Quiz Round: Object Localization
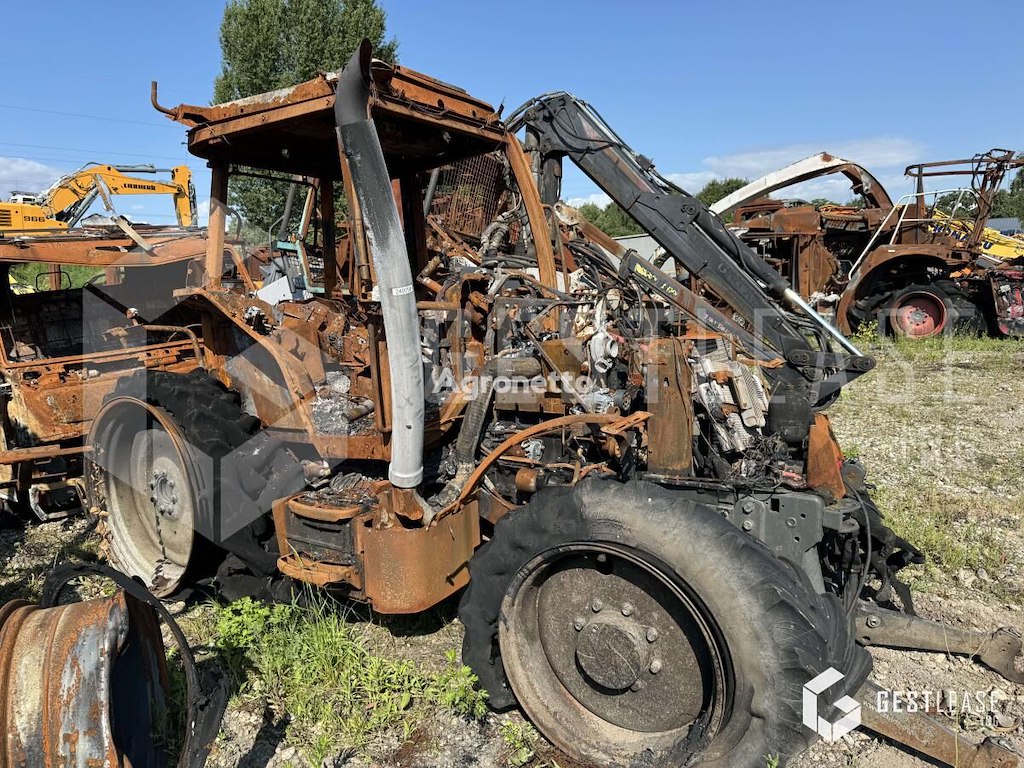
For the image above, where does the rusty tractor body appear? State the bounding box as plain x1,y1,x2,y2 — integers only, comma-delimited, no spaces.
714,150,1024,338
74,43,1024,767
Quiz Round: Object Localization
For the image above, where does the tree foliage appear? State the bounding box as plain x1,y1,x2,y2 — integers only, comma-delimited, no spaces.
577,177,753,237
577,202,644,237
213,0,397,234
992,168,1024,222
694,177,748,208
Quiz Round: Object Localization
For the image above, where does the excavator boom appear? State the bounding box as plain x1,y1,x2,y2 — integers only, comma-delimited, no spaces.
0,163,197,236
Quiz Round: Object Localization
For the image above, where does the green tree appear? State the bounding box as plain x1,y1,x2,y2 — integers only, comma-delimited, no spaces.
213,0,398,234
695,177,748,207
597,203,644,237
992,168,1024,221
810,198,838,209
577,201,644,237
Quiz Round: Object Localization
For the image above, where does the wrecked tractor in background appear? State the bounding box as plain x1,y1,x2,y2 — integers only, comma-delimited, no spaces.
76,42,1024,767
0,221,208,522
712,149,1024,338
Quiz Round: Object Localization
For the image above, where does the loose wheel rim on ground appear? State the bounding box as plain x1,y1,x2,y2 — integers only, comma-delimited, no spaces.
499,541,731,763
92,397,196,596
890,290,948,337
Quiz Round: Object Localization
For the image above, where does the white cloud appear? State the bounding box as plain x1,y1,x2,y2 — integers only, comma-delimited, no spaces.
566,192,611,209
196,198,211,226
667,170,717,191
0,157,65,197
666,137,926,202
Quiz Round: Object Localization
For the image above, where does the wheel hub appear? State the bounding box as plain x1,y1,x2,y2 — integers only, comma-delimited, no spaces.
93,398,197,596
892,291,946,337
148,470,179,518
504,548,722,735
575,614,651,691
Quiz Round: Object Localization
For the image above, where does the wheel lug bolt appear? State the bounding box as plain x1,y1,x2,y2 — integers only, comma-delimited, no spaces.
171,496,178,504
650,660,662,674
149,479,156,489
631,680,644,692
149,495,157,503
646,627,658,642
168,480,175,489
741,520,753,531
573,618,585,631
591,599,603,612
621,603,634,616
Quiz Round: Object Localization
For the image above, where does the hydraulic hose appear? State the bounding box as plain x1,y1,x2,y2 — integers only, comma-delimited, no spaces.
429,356,543,516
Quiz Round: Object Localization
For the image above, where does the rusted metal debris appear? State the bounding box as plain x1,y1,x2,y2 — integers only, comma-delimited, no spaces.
858,680,1022,768
0,562,217,768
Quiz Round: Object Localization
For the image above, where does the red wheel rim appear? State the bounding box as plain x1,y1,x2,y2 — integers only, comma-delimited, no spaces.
890,291,947,338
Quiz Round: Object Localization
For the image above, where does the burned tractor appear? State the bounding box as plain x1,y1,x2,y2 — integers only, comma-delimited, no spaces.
0,225,211,521
83,43,1024,767
713,149,1024,338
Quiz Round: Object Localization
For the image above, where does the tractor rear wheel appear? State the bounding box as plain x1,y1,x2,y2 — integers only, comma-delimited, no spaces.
88,369,303,597
878,280,983,339
460,479,870,767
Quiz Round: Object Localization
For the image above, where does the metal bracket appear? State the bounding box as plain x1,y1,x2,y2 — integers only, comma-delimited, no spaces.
857,603,1024,684
786,349,876,372
111,214,157,256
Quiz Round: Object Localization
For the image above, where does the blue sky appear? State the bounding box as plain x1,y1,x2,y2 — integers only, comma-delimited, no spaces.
2,0,1020,224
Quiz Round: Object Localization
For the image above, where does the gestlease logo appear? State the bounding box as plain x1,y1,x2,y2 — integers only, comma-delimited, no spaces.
802,668,862,742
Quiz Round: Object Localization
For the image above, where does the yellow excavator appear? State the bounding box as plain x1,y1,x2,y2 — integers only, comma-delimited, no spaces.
0,164,196,236
929,209,1024,260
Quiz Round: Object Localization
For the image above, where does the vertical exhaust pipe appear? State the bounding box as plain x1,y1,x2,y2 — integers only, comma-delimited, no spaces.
334,40,424,488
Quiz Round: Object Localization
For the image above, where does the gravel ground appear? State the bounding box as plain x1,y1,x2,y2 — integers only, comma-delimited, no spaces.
791,339,1024,768
2,338,1023,768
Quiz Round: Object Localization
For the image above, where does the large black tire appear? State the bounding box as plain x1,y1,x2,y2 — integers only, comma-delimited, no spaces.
860,280,983,338
459,479,871,767
90,369,305,596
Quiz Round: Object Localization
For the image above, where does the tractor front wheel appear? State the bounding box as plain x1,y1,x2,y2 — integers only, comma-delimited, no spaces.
460,479,870,767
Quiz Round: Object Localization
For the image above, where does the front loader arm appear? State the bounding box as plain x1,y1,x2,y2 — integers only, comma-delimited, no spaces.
509,92,870,400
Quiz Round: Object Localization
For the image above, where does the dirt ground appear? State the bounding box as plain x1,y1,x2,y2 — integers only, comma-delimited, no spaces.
2,337,1023,768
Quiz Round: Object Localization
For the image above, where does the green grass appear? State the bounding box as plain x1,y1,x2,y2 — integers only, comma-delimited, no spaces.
852,326,1024,366
210,595,487,765
827,326,1024,596
500,719,539,767
872,481,1012,585
9,263,103,290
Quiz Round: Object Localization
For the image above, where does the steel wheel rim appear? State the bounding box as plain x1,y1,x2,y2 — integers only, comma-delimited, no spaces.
98,399,195,595
499,542,731,762
891,290,947,337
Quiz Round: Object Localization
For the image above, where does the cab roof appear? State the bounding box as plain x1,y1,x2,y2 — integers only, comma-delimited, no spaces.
158,61,507,179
